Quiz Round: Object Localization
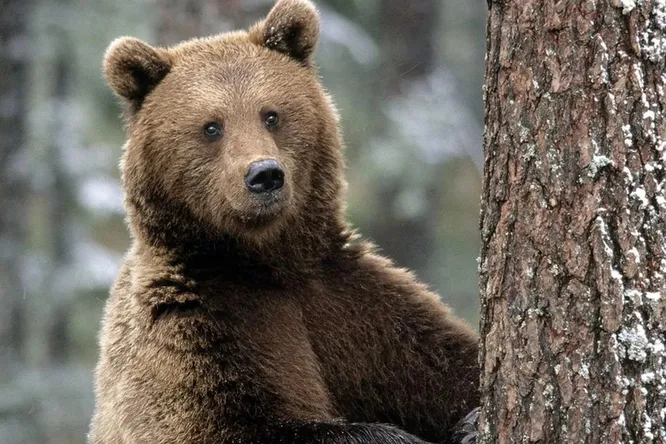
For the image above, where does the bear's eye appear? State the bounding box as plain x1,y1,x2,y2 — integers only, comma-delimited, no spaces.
263,111,279,130
203,122,223,140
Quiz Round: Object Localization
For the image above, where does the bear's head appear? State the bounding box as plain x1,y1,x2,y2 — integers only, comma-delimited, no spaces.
104,0,346,253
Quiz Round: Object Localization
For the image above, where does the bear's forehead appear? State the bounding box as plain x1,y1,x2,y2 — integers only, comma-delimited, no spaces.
143,35,317,118
163,34,308,94
170,34,289,72
171,34,258,62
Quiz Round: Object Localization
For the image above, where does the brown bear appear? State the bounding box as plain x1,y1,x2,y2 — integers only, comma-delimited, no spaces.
88,0,479,443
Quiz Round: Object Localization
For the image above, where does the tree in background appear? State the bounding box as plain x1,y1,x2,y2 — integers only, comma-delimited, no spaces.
156,0,266,46
348,0,485,322
0,0,31,373
45,28,76,366
480,0,666,442
369,0,441,276
0,0,32,435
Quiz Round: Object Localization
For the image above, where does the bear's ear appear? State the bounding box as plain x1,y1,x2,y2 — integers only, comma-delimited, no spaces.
249,0,320,66
103,37,171,111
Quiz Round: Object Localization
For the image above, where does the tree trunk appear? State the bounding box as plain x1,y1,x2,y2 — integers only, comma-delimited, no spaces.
369,0,441,275
0,0,32,380
46,42,75,365
378,0,438,95
479,1,666,443
156,0,260,46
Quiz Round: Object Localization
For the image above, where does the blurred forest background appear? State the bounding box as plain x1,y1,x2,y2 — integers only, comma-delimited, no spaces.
0,0,487,442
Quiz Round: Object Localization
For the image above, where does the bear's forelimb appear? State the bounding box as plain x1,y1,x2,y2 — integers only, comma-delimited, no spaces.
253,419,432,444
450,407,479,444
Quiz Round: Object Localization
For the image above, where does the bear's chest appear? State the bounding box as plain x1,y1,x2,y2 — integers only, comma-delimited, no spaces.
127,282,334,420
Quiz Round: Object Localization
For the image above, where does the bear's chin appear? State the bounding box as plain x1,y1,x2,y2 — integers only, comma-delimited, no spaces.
236,210,284,228
232,199,289,232
226,212,290,247
234,190,290,223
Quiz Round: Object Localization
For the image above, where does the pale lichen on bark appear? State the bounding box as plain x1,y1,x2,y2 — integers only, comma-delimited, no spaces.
480,0,666,443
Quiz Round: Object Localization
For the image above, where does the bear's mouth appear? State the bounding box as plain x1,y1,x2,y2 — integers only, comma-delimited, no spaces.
238,191,288,226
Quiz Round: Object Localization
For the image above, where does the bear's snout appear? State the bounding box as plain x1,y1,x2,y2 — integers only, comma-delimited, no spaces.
244,159,285,194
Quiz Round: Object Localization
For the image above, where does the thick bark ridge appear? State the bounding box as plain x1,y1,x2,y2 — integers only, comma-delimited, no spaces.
480,1,666,443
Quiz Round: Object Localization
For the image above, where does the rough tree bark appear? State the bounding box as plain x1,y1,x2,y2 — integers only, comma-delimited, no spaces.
479,1,666,443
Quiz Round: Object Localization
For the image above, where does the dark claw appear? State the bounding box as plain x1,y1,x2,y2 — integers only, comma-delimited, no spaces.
452,407,480,444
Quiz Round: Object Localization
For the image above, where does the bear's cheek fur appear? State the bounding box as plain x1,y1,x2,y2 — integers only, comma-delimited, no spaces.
121,126,220,229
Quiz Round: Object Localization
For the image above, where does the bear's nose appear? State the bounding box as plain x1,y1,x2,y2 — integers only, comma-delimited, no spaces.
244,159,285,193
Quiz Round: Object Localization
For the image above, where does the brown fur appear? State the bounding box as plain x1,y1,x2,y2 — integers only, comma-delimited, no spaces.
89,1,479,443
